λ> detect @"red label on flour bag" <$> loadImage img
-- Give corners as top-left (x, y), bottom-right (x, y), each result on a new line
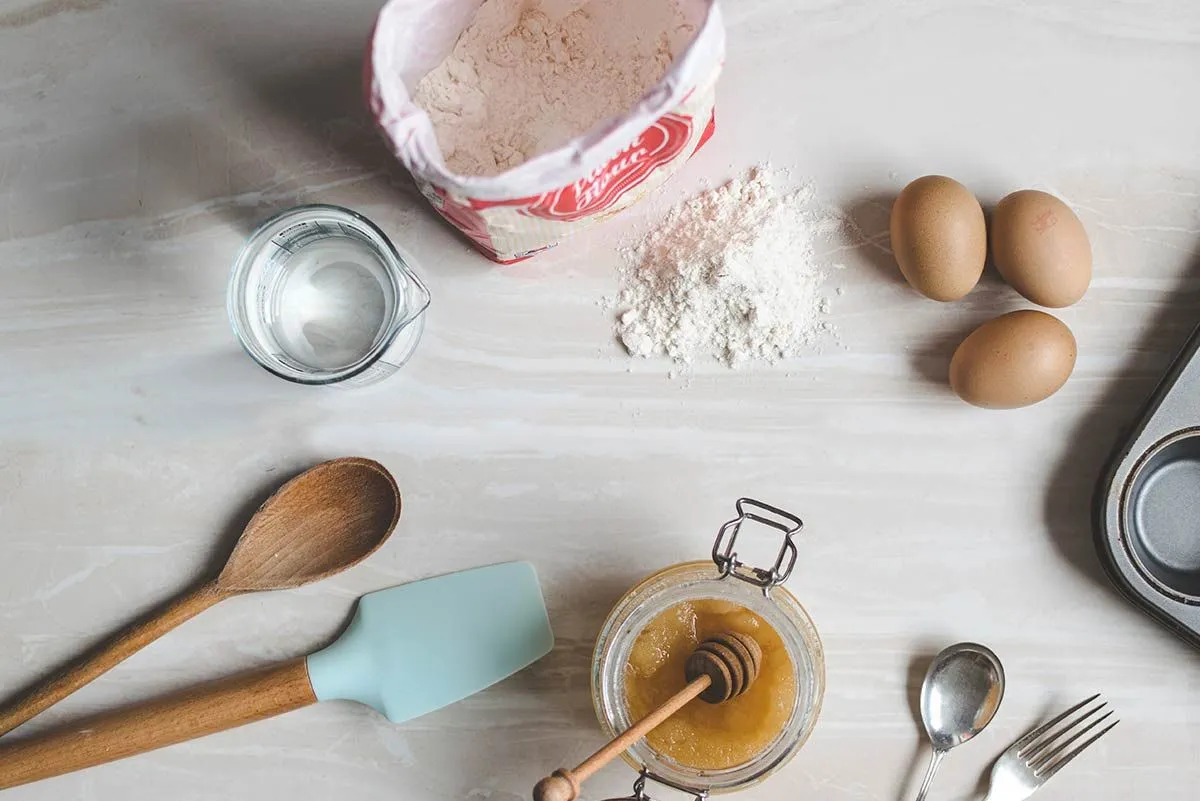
top-left (367, 0), bottom-right (726, 263)
top-left (515, 113), bottom-right (695, 223)
top-left (429, 113), bottom-right (701, 262)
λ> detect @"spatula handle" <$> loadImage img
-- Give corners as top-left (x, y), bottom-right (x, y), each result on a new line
top-left (0, 582), bottom-right (228, 737)
top-left (0, 656), bottom-right (316, 790)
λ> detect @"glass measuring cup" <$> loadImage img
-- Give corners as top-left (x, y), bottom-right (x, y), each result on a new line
top-left (228, 205), bottom-right (431, 387)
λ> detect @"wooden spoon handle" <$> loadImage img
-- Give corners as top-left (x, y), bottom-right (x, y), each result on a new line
top-left (0, 582), bottom-right (227, 737)
top-left (533, 675), bottom-right (711, 801)
top-left (0, 656), bottom-right (316, 789)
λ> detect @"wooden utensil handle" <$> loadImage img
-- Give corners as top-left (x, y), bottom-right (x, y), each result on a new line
top-left (533, 675), bottom-right (711, 801)
top-left (0, 582), bottom-right (228, 738)
top-left (0, 656), bottom-right (316, 790)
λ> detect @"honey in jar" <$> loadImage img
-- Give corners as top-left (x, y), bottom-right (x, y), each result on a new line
top-left (624, 598), bottom-right (797, 770)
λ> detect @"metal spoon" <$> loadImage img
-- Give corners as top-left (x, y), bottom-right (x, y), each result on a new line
top-left (913, 642), bottom-right (1005, 801)
top-left (0, 457), bottom-right (401, 737)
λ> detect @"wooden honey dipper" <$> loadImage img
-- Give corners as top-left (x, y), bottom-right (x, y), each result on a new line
top-left (533, 631), bottom-right (763, 801)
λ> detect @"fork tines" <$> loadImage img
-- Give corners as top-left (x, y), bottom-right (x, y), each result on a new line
top-left (1014, 694), bottom-right (1120, 779)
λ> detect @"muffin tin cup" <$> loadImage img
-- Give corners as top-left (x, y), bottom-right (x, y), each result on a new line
top-left (1097, 324), bottom-right (1200, 645)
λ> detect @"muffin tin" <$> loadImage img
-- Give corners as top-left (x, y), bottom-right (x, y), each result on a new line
top-left (1097, 324), bottom-right (1200, 646)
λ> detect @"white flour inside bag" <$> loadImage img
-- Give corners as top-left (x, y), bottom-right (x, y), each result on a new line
top-left (616, 166), bottom-right (842, 367)
top-left (413, 0), bottom-right (696, 176)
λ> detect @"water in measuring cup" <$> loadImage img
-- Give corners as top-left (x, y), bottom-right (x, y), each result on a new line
top-left (273, 237), bottom-right (397, 371)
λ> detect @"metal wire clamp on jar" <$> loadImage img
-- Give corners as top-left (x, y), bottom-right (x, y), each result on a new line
top-left (591, 499), bottom-right (825, 798)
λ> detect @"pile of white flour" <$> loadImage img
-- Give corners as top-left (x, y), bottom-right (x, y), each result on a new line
top-left (616, 166), bottom-right (840, 367)
top-left (413, 0), bottom-right (694, 176)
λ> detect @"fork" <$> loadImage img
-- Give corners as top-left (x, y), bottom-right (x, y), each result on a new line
top-left (983, 694), bottom-right (1119, 801)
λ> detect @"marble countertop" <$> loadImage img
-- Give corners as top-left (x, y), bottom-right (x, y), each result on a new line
top-left (2, 0), bottom-right (1199, 799)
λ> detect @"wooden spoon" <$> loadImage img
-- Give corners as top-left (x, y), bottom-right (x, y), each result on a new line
top-left (533, 631), bottom-right (763, 801)
top-left (0, 456), bottom-right (401, 738)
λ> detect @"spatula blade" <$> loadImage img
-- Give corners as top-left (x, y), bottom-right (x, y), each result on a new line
top-left (306, 562), bottom-right (553, 723)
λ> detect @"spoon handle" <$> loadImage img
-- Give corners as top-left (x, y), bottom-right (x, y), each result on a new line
top-left (913, 749), bottom-right (946, 801)
top-left (0, 656), bottom-right (316, 789)
top-left (0, 582), bottom-right (227, 737)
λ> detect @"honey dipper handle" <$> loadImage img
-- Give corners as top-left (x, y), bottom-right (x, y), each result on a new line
top-left (532, 675), bottom-right (711, 801)
top-left (0, 582), bottom-right (228, 738)
top-left (0, 656), bottom-right (316, 790)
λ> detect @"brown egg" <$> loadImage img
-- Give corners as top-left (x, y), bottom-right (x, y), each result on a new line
top-left (949, 310), bottom-right (1076, 409)
top-left (890, 175), bottom-right (987, 301)
top-left (991, 190), bottom-right (1092, 308)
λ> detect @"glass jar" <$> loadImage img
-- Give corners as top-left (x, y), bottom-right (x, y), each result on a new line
top-left (592, 499), bottom-right (825, 798)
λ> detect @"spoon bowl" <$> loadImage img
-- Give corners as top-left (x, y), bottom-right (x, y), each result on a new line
top-left (913, 642), bottom-right (1005, 801)
top-left (921, 642), bottom-right (1005, 749)
top-left (217, 457), bottom-right (401, 591)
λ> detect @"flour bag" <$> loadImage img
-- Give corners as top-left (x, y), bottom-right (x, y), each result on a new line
top-left (366, 0), bottom-right (725, 263)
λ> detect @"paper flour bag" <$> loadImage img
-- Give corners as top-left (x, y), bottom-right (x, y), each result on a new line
top-left (366, 0), bottom-right (725, 263)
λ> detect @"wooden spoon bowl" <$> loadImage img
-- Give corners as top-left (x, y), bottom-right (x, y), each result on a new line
top-left (216, 457), bottom-right (400, 591)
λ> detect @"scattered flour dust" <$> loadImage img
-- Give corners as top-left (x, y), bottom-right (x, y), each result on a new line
top-left (616, 166), bottom-right (842, 367)
top-left (413, 0), bottom-right (695, 176)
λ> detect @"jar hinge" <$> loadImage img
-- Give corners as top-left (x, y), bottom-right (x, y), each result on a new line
top-left (711, 497), bottom-right (803, 594)
top-left (608, 768), bottom-right (708, 801)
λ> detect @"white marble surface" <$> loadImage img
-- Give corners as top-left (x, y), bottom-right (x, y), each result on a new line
top-left (2, 0), bottom-right (1199, 799)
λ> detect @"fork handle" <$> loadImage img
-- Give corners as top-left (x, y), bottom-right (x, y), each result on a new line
top-left (913, 749), bottom-right (946, 801)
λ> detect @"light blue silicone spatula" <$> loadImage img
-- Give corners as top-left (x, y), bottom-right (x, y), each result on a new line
top-left (0, 562), bottom-right (554, 790)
